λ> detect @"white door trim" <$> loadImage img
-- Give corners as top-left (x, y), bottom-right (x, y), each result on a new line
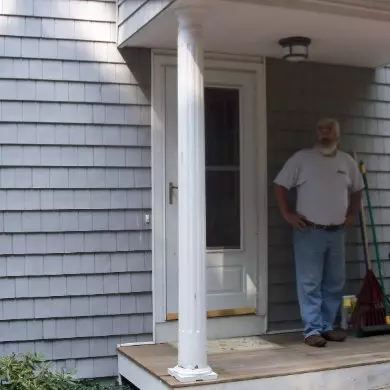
top-left (151, 50), bottom-right (268, 338)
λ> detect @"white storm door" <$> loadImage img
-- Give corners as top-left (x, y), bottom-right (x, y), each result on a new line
top-left (165, 62), bottom-right (258, 320)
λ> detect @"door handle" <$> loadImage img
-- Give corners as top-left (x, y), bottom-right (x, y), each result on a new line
top-left (169, 182), bottom-right (178, 205)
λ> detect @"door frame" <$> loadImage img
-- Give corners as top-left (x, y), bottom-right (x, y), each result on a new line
top-left (151, 50), bottom-right (268, 338)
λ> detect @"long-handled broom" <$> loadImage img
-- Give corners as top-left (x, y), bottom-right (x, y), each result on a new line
top-left (350, 158), bottom-right (390, 337)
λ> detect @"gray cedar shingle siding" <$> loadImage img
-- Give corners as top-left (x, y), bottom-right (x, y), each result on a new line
top-left (266, 58), bottom-right (390, 331)
top-left (0, 0), bottom-right (152, 379)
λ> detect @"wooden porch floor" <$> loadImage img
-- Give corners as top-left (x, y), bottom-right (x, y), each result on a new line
top-left (118, 333), bottom-right (390, 389)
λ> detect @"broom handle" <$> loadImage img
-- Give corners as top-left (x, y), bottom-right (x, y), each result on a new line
top-left (359, 161), bottom-right (386, 292)
top-left (353, 153), bottom-right (371, 271)
top-left (359, 206), bottom-right (371, 271)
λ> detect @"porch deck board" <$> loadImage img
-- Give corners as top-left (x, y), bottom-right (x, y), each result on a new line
top-left (118, 333), bottom-right (390, 388)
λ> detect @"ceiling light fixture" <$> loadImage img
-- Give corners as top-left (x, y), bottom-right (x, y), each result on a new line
top-left (279, 36), bottom-right (311, 62)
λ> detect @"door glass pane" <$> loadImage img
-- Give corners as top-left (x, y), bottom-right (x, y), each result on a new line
top-left (205, 88), bottom-right (240, 166)
top-left (205, 87), bottom-right (240, 250)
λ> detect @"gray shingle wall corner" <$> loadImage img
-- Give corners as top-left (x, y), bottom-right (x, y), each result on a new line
top-left (0, 0), bottom-right (152, 379)
top-left (266, 58), bottom-right (389, 331)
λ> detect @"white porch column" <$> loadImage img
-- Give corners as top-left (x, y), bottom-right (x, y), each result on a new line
top-left (167, 3), bottom-right (217, 384)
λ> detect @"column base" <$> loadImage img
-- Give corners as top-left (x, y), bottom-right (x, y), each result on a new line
top-left (168, 365), bottom-right (218, 383)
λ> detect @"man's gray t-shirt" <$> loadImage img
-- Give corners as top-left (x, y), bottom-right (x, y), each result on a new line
top-left (274, 148), bottom-right (364, 226)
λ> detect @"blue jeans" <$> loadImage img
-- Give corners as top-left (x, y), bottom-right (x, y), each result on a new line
top-left (293, 227), bottom-right (346, 338)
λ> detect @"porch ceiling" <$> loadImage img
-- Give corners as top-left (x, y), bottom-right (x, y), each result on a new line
top-left (120, 0), bottom-right (390, 68)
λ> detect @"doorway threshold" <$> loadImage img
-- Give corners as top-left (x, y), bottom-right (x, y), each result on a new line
top-left (155, 315), bottom-right (266, 343)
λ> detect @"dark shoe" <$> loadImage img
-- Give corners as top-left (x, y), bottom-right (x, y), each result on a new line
top-left (304, 334), bottom-right (327, 347)
top-left (322, 329), bottom-right (347, 342)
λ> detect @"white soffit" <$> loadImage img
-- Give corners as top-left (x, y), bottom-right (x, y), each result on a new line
top-left (124, 0), bottom-right (390, 68)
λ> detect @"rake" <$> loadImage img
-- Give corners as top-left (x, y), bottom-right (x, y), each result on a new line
top-left (350, 158), bottom-right (390, 337)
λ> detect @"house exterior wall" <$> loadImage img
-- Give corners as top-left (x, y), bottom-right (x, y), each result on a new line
top-left (0, 0), bottom-right (152, 379)
top-left (267, 58), bottom-right (390, 331)
top-left (3, 0), bottom-right (390, 376)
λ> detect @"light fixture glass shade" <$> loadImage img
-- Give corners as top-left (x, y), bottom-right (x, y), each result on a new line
top-left (279, 37), bottom-right (311, 62)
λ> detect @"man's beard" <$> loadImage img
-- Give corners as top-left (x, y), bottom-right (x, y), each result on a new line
top-left (317, 139), bottom-right (338, 156)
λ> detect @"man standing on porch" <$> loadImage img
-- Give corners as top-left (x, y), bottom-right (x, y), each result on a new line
top-left (273, 118), bottom-right (364, 348)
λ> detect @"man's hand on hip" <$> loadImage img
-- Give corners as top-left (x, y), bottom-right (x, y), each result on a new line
top-left (283, 212), bottom-right (308, 229)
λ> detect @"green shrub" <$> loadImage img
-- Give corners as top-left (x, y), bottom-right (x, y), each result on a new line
top-left (0, 352), bottom-right (130, 390)
top-left (0, 352), bottom-right (76, 389)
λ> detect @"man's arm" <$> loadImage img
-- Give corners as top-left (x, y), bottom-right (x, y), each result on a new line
top-left (345, 190), bottom-right (362, 226)
top-left (274, 184), bottom-right (290, 219)
top-left (274, 184), bottom-right (307, 228)
top-left (274, 151), bottom-right (308, 228)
